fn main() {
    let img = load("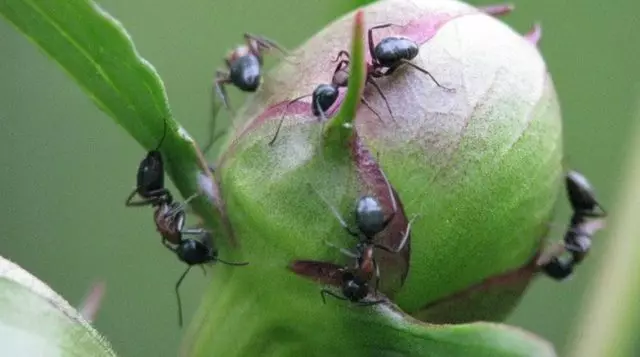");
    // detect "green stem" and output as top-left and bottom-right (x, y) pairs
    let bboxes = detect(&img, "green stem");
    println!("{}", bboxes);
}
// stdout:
(322, 10), (366, 153)
(567, 102), (640, 357)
